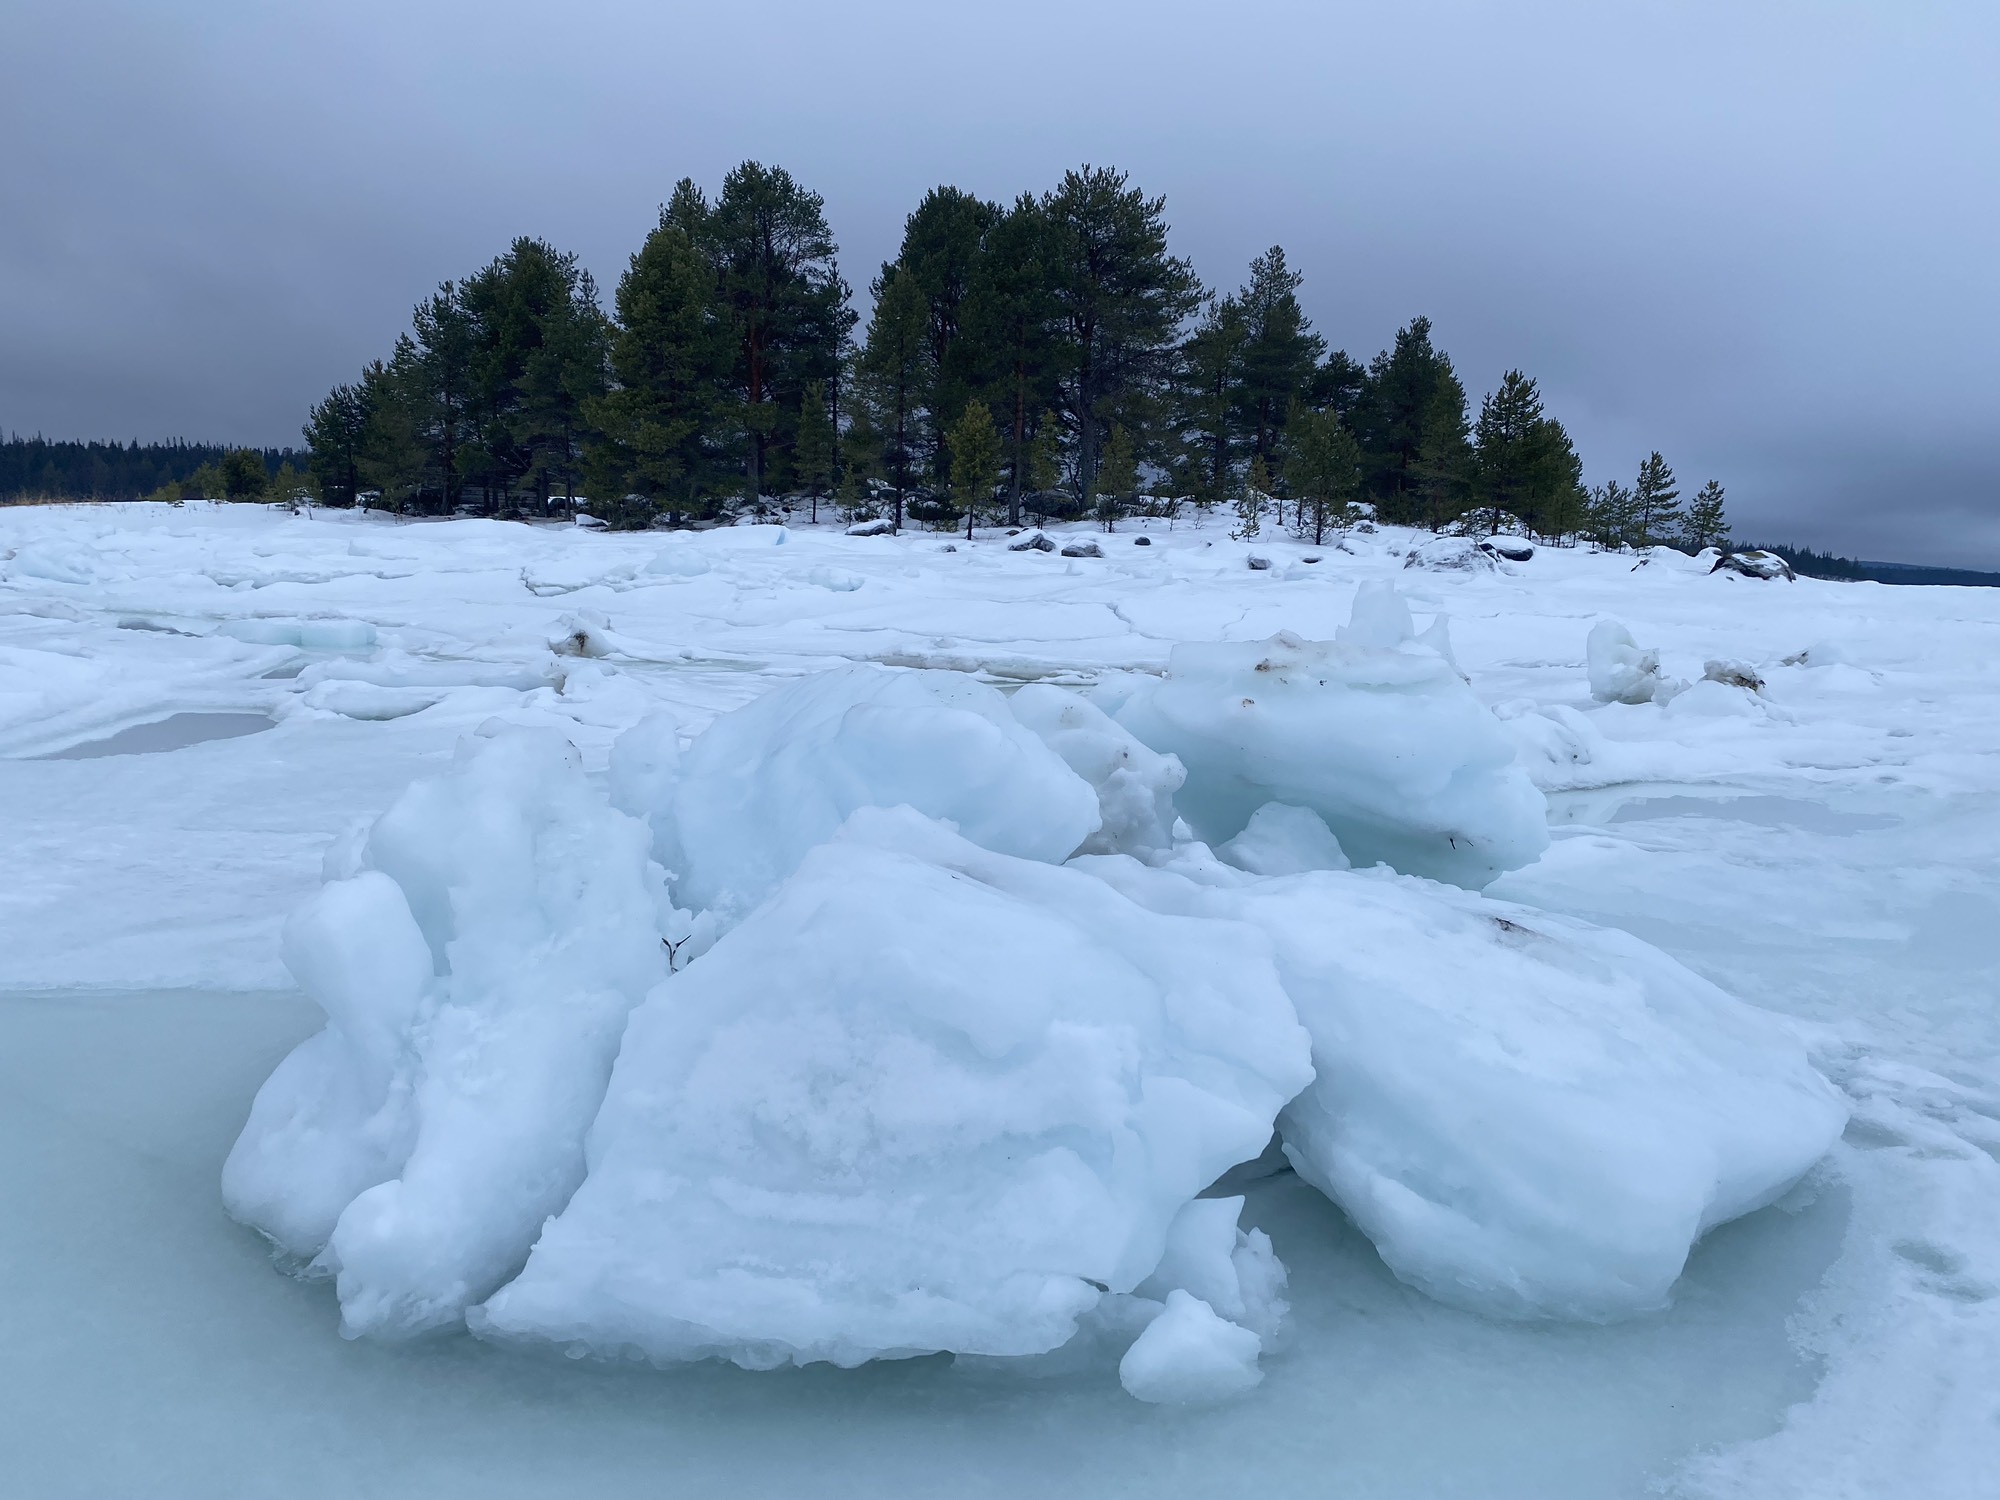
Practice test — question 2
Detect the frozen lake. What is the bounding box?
[2,502,1995,1497]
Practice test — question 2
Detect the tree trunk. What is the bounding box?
[1008,369,1026,528]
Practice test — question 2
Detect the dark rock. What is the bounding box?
[1711,550,1796,581]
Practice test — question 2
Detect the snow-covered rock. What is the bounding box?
[223,729,671,1338]
[1115,603,1548,888]
[1403,536,1496,572]
[1482,537,1535,562]
[1007,529,1055,552]
[1007,683,1184,858]
[474,808,1313,1370]
[1060,540,1103,558]
[844,517,895,536]
[622,665,1102,919]
[1711,550,1796,581]
[549,609,615,658]
[1075,856,1847,1322]
[1703,658,1766,692]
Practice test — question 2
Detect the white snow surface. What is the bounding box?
[4,501,1998,1498]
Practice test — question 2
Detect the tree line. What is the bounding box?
[304,159,1730,548]
[0,436,307,504]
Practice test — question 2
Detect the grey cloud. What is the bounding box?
[3,0,1995,563]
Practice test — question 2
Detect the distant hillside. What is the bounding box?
[1754,543,2000,589]
[0,437,304,503]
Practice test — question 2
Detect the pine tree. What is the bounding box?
[945,399,1001,539]
[409,280,473,513]
[1042,166,1201,504]
[1233,247,1324,472]
[1633,451,1681,547]
[1025,412,1064,520]
[859,265,930,530]
[355,353,426,511]
[455,237,609,512]
[896,187,1002,489]
[588,216,731,525]
[1408,378,1472,531]
[960,196,1060,526]
[304,383,369,507]
[1472,370,1545,532]
[839,405,882,519]
[1587,479,1639,548]
[1682,479,1729,551]
[793,380,836,524]
[1235,453,1271,538]
[1171,295,1247,513]
[219,448,269,500]
[700,163,856,503]
[1354,316,1458,521]
[1282,405,1362,545]
[1095,422,1138,529]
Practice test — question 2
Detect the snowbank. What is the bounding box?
[224,728,671,1337]
[1075,854,1848,1321]
[476,808,1311,1369]
[1115,594,1547,888]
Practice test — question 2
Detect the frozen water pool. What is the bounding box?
[0,987,1844,1500]
[1543,786,1898,835]
[36,711,274,759]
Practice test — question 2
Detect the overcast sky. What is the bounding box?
[4,1,1995,565]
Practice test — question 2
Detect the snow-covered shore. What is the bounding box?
[3,501,1996,1497]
